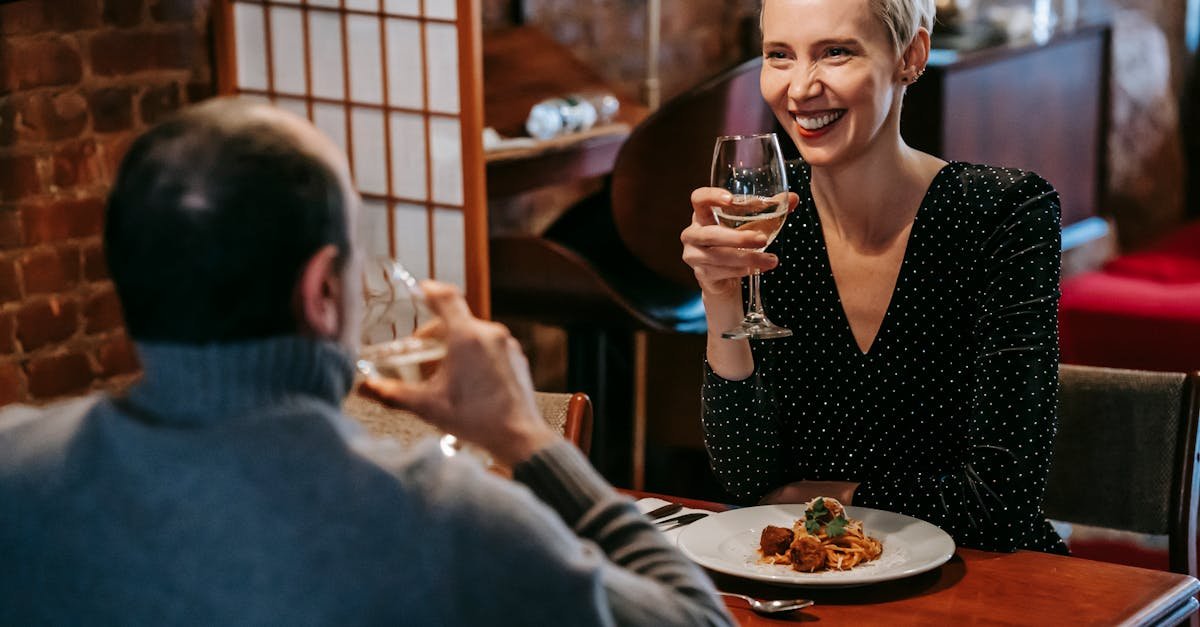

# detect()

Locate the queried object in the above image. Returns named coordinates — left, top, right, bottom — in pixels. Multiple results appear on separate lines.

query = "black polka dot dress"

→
left=702, top=160, right=1068, bottom=554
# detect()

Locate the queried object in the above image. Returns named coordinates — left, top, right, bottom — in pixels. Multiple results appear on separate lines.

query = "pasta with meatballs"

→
left=757, top=497, right=883, bottom=572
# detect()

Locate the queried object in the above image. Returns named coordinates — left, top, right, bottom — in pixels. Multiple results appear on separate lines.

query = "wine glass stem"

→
left=746, top=269, right=766, bottom=322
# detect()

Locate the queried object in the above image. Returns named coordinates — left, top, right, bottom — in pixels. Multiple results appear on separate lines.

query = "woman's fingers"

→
left=686, top=224, right=768, bottom=248
left=786, top=191, right=800, bottom=212
left=683, top=186, right=790, bottom=292
left=683, top=245, right=777, bottom=271
left=695, top=265, right=760, bottom=284
left=690, top=187, right=733, bottom=227
left=682, top=222, right=767, bottom=250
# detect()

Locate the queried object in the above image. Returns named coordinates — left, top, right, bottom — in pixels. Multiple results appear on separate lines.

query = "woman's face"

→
left=760, top=0, right=905, bottom=167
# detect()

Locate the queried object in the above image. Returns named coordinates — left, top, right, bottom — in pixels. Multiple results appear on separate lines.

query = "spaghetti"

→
left=757, top=497, right=883, bottom=572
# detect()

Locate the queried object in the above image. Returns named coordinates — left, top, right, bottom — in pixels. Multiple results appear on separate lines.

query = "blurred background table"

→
left=483, top=26, right=648, bottom=200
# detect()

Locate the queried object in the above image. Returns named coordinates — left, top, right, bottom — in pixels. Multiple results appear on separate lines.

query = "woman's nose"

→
left=787, top=69, right=822, bottom=101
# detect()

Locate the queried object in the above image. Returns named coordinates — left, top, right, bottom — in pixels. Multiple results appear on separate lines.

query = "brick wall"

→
left=0, top=0, right=212, bottom=404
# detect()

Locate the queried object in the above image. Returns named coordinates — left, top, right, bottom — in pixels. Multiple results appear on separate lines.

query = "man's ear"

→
left=294, top=244, right=342, bottom=338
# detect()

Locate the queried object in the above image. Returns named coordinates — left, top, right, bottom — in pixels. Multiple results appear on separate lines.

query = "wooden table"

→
left=626, top=491, right=1200, bottom=626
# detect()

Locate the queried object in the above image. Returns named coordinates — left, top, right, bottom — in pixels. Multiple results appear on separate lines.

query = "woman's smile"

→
left=793, top=109, right=846, bottom=137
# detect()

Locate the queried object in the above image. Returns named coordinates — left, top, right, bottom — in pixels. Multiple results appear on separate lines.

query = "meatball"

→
left=759, top=525, right=794, bottom=556
left=788, top=534, right=826, bottom=572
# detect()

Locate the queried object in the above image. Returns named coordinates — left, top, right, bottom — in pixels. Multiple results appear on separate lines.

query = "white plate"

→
left=677, top=504, right=955, bottom=587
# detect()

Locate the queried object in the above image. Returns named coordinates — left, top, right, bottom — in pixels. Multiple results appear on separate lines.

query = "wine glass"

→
left=356, top=257, right=463, bottom=456
left=710, top=133, right=792, bottom=340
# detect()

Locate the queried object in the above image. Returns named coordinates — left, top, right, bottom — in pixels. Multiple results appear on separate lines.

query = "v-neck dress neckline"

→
left=802, top=162, right=957, bottom=357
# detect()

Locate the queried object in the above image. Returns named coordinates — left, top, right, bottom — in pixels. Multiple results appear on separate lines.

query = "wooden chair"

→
left=490, top=57, right=779, bottom=486
left=533, top=391, right=593, bottom=455
left=1043, top=364, right=1200, bottom=576
left=343, top=390, right=594, bottom=454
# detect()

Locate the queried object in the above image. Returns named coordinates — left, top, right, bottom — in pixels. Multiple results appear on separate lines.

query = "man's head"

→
left=105, top=98, right=361, bottom=347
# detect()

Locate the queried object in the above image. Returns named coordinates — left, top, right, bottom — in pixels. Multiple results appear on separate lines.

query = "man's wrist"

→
left=491, top=419, right=559, bottom=467
left=511, top=437, right=613, bottom=526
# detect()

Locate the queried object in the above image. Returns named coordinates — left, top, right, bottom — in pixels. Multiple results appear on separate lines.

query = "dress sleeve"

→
left=853, top=173, right=1062, bottom=552
left=701, top=355, right=785, bottom=503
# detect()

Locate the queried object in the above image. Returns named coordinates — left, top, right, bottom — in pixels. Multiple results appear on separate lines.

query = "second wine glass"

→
left=710, top=133, right=792, bottom=340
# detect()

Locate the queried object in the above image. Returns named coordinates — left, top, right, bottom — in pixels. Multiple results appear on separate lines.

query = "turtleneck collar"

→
left=123, top=336, right=356, bottom=425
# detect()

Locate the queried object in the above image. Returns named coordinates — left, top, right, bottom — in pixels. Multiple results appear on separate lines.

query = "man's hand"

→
left=357, top=282, right=558, bottom=467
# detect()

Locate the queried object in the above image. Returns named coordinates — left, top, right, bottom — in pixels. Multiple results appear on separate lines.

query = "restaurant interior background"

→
left=0, top=0, right=1197, bottom=504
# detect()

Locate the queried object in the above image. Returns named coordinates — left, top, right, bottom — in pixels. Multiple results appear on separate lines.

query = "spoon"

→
left=719, top=592, right=814, bottom=614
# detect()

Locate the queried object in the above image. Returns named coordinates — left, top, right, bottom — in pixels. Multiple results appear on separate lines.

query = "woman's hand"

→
left=679, top=187, right=798, bottom=297
left=759, top=480, right=860, bottom=506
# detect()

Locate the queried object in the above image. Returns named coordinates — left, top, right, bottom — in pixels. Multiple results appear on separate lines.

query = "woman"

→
left=681, top=0, right=1066, bottom=553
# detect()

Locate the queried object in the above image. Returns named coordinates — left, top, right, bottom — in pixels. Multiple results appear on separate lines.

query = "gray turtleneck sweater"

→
left=0, top=337, right=731, bottom=626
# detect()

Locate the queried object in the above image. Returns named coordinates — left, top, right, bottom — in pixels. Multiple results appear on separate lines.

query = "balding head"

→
left=105, top=98, right=357, bottom=344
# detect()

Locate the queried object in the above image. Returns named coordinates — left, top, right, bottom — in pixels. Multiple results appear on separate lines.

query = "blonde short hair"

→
left=872, top=0, right=936, bottom=54
left=761, top=0, right=935, bottom=55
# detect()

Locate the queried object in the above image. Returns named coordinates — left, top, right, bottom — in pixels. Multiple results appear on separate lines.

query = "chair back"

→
left=343, top=391, right=593, bottom=454
left=610, top=57, right=780, bottom=287
left=1184, top=48, right=1200, bottom=219
left=1044, top=364, right=1200, bottom=575
left=533, top=392, right=593, bottom=455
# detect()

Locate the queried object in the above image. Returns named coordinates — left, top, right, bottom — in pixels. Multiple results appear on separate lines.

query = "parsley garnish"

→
left=803, top=498, right=849, bottom=537
left=826, top=514, right=849, bottom=538
left=804, top=498, right=829, bottom=535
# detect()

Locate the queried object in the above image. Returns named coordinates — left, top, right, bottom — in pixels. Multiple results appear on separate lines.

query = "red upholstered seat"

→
left=1059, top=221, right=1200, bottom=372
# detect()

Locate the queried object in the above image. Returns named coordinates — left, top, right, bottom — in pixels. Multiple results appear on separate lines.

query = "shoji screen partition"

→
left=213, top=0, right=489, bottom=315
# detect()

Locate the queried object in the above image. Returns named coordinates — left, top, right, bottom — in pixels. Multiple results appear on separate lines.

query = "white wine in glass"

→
left=711, top=133, right=792, bottom=340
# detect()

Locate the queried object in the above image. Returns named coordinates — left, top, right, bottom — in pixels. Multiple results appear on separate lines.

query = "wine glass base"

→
left=721, top=319, right=793, bottom=340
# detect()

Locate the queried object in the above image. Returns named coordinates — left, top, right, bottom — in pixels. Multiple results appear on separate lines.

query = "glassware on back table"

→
left=710, top=133, right=792, bottom=340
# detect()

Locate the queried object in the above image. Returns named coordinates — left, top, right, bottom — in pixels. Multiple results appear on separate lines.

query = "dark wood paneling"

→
left=902, top=26, right=1110, bottom=227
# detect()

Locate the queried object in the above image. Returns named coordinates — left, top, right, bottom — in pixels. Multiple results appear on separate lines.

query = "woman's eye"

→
left=826, top=47, right=852, bottom=58
left=765, top=50, right=788, bottom=60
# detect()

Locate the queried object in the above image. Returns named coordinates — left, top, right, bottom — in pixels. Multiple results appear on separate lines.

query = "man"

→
left=0, top=99, right=732, bottom=626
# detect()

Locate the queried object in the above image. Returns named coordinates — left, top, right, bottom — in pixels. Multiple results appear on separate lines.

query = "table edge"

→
left=1122, top=577, right=1200, bottom=627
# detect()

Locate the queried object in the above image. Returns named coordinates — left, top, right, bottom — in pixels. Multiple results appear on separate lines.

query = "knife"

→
left=655, top=512, right=709, bottom=530
left=644, top=502, right=684, bottom=520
